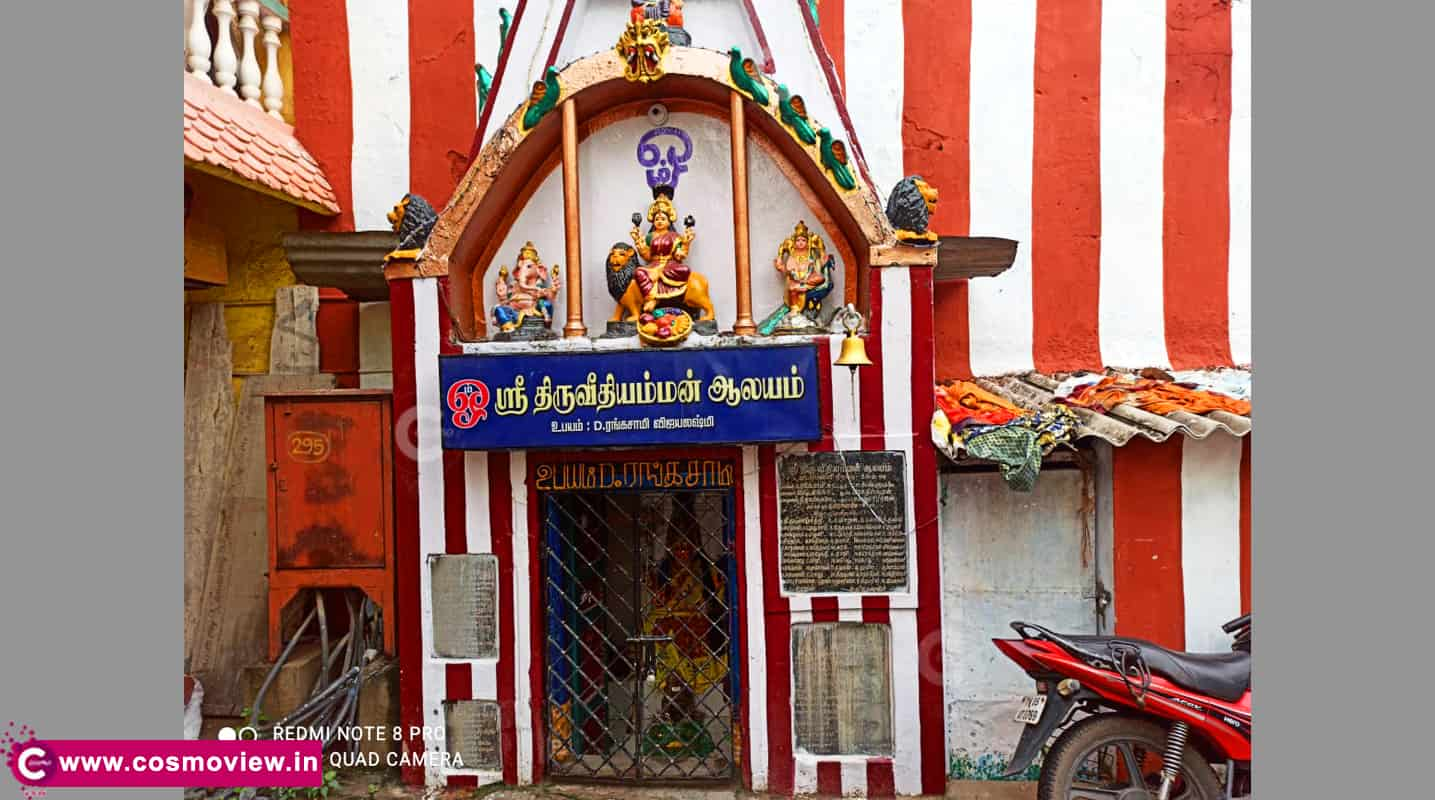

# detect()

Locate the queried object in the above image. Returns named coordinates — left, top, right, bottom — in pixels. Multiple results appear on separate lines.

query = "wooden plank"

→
left=184, top=304, right=236, bottom=663
left=269, top=286, right=320, bottom=375
left=190, top=372, right=335, bottom=714
left=192, top=288, right=331, bottom=714
left=935, top=236, right=1019, bottom=281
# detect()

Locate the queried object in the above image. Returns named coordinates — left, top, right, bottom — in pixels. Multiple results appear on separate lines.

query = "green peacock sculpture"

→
left=817, top=127, right=857, bottom=191
left=777, top=85, right=817, bottom=146
left=521, top=66, right=561, bottom=131
left=728, top=46, right=770, bottom=106
left=476, top=64, right=493, bottom=115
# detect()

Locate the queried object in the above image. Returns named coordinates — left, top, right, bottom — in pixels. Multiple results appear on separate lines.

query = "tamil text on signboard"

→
left=439, top=344, right=822, bottom=450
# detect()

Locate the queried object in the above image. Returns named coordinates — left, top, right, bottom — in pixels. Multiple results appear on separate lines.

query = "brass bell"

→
left=834, top=305, right=873, bottom=369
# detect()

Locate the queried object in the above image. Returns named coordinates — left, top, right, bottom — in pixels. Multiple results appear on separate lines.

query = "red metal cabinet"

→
left=265, top=390, right=395, bottom=658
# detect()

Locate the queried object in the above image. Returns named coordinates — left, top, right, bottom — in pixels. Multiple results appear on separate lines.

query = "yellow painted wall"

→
left=184, top=170, right=300, bottom=392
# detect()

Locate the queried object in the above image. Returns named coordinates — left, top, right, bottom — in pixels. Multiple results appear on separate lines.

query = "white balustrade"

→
left=183, top=0, right=289, bottom=120
left=210, top=1, right=238, bottom=92
left=236, top=1, right=263, bottom=107
left=260, top=10, right=286, bottom=119
left=185, top=0, right=212, bottom=79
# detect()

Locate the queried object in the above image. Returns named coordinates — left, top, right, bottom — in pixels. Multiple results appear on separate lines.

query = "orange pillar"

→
left=730, top=91, right=756, bottom=335
left=561, top=98, right=586, bottom=338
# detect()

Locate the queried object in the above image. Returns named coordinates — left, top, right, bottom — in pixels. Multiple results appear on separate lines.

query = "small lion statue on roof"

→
left=385, top=193, right=438, bottom=262
left=885, top=176, right=939, bottom=246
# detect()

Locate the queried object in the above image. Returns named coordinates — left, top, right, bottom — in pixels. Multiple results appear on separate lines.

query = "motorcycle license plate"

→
left=1014, top=695, right=1047, bottom=725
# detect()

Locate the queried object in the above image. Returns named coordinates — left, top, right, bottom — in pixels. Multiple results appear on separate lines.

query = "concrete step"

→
left=233, top=645, right=399, bottom=760
left=240, top=641, right=326, bottom=723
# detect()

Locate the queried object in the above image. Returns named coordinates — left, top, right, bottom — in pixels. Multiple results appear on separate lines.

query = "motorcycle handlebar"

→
left=1221, top=613, right=1251, bottom=633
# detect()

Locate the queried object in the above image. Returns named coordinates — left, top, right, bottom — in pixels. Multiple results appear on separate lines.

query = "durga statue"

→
left=606, top=185, right=717, bottom=333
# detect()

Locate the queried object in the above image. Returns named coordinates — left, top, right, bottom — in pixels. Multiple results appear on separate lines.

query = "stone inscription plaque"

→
left=430, top=555, right=499, bottom=658
left=778, top=451, right=908, bottom=593
left=792, top=623, right=894, bottom=755
left=444, top=700, right=501, bottom=770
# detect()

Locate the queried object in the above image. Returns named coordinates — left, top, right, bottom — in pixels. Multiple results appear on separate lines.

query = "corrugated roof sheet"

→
left=935, top=368, right=1251, bottom=457
left=183, top=74, right=340, bottom=215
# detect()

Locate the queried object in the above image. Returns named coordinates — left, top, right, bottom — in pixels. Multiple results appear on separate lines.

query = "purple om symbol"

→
left=637, top=126, right=694, bottom=190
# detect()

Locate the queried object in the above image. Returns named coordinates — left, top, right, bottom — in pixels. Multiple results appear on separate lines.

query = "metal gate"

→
left=540, top=486, right=738, bottom=782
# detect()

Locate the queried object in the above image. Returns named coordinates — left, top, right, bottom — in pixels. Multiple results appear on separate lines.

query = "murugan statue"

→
left=491, top=241, right=561, bottom=339
left=607, top=185, right=717, bottom=334
left=757, top=220, right=836, bottom=335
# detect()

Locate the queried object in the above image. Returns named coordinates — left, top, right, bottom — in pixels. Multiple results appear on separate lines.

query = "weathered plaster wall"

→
left=939, top=468, right=1100, bottom=779
left=185, top=171, right=300, bottom=386
left=478, top=110, right=847, bottom=334
left=345, top=0, right=411, bottom=230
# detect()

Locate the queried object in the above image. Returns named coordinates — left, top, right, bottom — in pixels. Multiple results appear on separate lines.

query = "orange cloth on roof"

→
left=935, top=382, right=1026, bottom=426
left=1066, top=376, right=1251, bottom=417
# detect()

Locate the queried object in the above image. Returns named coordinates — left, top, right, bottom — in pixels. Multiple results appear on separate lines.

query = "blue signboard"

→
left=438, top=344, right=822, bottom=450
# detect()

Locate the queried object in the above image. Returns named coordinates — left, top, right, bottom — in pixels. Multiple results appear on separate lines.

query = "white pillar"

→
left=236, top=1, right=262, bottom=107
left=260, top=10, right=285, bottom=119
left=211, top=0, right=238, bottom=94
left=185, top=0, right=213, bottom=81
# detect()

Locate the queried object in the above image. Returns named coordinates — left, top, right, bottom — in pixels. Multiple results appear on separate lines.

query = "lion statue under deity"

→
left=604, top=186, right=717, bottom=333
left=885, top=176, right=939, bottom=246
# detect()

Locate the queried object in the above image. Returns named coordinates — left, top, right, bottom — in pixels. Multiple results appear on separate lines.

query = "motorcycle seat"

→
left=1066, top=635, right=1251, bottom=703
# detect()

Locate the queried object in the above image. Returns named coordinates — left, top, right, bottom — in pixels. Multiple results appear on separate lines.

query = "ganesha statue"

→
left=757, top=220, right=836, bottom=335
left=491, top=242, right=561, bottom=341
left=604, top=185, right=717, bottom=338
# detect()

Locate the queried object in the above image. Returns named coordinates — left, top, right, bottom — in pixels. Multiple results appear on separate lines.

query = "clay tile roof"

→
left=933, top=367, right=1252, bottom=462
left=182, top=74, right=340, bottom=215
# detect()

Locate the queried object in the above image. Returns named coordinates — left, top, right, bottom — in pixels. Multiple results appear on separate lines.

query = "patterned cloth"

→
left=1060, top=374, right=1251, bottom=416
left=935, top=382, right=1025, bottom=427
left=956, top=405, right=1080, bottom=492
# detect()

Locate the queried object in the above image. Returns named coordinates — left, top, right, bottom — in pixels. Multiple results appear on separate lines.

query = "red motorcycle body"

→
left=994, top=636, right=1251, bottom=762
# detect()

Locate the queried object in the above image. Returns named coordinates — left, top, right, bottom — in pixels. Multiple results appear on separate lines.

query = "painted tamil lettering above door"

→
left=438, top=344, right=822, bottom=450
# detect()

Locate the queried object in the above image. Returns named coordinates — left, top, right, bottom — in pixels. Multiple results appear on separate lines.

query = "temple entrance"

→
left=540, top=485, right=738, bottom=783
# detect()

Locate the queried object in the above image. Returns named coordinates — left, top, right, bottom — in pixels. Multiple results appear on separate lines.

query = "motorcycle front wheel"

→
left=1037, top=715, right=1225, bottom=800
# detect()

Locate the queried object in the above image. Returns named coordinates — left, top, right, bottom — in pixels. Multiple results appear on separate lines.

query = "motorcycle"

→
left=993, top=614, right=1251, bottom=799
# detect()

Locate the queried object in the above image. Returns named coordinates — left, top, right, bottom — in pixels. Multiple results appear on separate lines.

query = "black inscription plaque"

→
left=778, top=451, right=908, bottom=593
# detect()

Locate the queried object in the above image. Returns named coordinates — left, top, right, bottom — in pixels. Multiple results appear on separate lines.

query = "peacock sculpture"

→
left=728, top=46, right=770, bottom=106
left=817, top=127, right=857, bottom=191
left=498, top=8, right=512, bottom=57
left=777, top=85, right=816, bottom=146
left=476, top=64, right=493, bottom=115
left=521, top=66, right=561, bottom=131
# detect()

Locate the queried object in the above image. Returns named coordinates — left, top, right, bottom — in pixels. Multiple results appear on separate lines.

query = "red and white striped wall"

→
left=1111, top=434, right=1252, bottom=654
left=822, top=0, right=1252, bottom=377
left=290, top=0, right=488, bottom=233
left=293, top=0, right=1251, bottom=376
